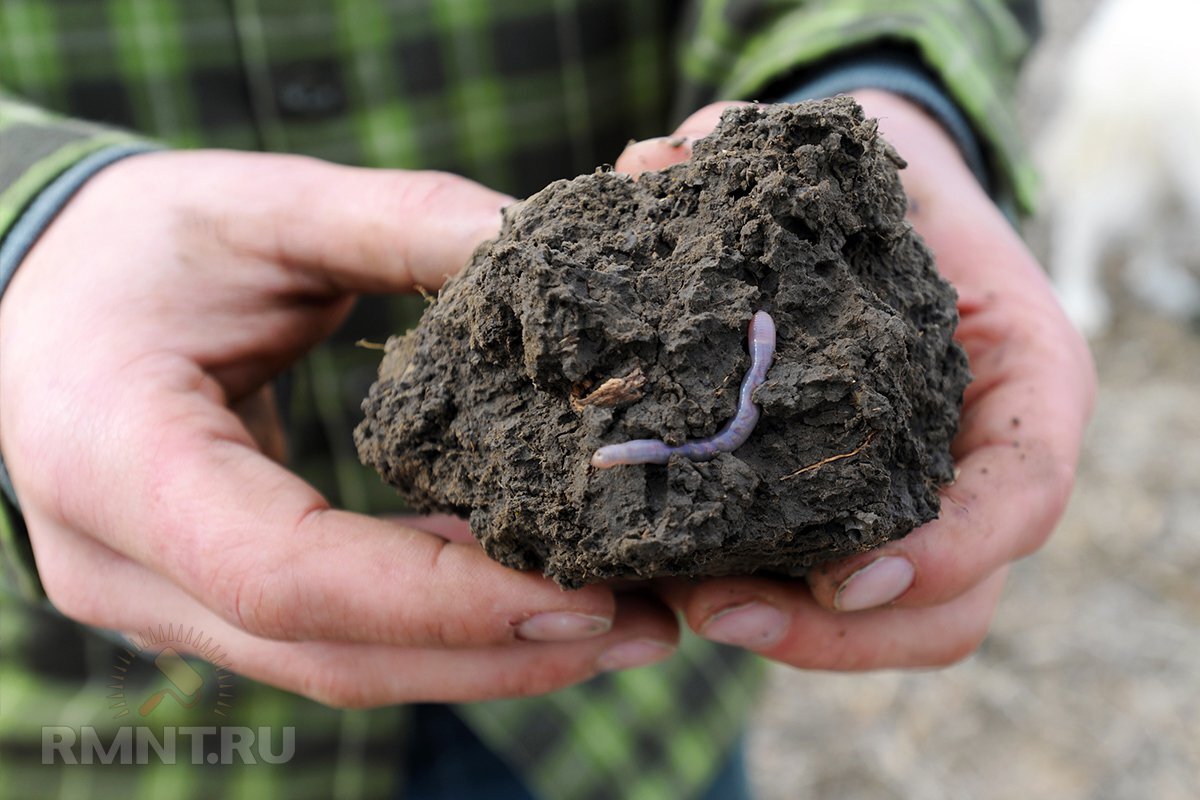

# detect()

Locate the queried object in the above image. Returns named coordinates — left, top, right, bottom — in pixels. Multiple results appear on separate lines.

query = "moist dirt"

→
left=356, top=98, right=969, bottom=588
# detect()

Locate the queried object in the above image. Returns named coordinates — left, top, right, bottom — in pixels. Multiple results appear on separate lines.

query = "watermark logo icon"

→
left=42, top=624, right=294, bottom=765
left=108, top=624, right=233, bottom=720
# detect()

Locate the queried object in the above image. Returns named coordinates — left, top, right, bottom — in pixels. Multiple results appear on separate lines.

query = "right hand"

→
left=619, top=98, right=1094, bottom=670
left=0, top=151, right=678, bottom=706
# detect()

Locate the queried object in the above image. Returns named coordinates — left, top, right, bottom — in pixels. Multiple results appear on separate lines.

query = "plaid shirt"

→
left=0, top=2, right=1036, bottom=798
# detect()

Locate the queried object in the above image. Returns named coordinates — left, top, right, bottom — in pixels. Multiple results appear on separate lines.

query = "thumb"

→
left=177, top=151, right=513, bottom=294
left=614, top=101, right=749, bottom=177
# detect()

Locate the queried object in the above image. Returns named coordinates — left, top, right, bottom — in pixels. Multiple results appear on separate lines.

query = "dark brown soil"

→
left=355, top=98, right=969, bottom=588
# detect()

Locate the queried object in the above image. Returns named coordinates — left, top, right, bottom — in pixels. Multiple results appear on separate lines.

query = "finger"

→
left=660, top=567, right=1008, bottom=671
left=35, top=360, right=627, bottom=649
left=262, top=592, right=679, bottom=705
left=29, top=517, right=679, bottom=704
left=804, top=442, right=1069, bottom=612
left=804, top=296, right=1092, bottom=611
left=114, top=151, right=513, bottom=296
left=614, top=102, right=749, bottom=177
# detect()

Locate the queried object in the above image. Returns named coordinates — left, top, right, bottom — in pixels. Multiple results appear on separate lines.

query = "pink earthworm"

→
left=591, top=310, right=776, bottom=468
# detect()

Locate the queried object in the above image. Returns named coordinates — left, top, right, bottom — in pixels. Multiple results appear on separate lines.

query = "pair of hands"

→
left=0, top=91, right=1094, bottom=706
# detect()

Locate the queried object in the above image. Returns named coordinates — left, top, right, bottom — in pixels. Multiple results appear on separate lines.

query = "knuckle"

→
left=384, top=170, right=474, bottom=272
left=395, top=170, right=470, bottom=213
left=229, top=562, right=300, bottom=640
left=421, top=612, right=475, bottom=649
left=387, top=600, right=464, bottom=648
left=404, top=543, right=501, bottom=648
left=200, top=545, right=301, bottom=640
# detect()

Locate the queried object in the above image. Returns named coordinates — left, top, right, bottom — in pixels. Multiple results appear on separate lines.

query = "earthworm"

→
left=591, top=310, right=776, bottom=468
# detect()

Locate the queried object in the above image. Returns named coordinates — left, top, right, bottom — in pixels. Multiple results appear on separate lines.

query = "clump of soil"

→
left=355, top=98, right=970, bottom=588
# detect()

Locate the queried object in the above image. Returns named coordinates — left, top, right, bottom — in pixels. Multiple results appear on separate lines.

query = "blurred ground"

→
left=746, top=2, right=1200, bottom=797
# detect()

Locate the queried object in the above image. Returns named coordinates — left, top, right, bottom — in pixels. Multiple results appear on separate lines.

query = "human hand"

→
left=0, top=151, right=678, bottom=705
left=617, top=93, right=1095, bottom=669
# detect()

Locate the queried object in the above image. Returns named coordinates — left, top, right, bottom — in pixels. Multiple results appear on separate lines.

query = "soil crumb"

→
left=356, top=98, right=969, bottom=588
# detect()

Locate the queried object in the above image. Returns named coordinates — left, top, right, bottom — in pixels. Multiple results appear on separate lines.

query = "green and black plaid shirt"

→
left=0, top=2, right=1035, bottom=798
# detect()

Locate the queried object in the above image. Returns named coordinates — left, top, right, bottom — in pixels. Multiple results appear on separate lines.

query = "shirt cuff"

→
left=0, top=142, right=160, bottom=509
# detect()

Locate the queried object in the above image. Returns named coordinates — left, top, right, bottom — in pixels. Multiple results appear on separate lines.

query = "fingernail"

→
left=834, top=556, right=915, bottom=611
left=596, top=639, right=675, bottom=672
left=637, top=135, right=689, bottom=148
left=517, top=612, right=611, bottom=642
left=699, top=602, right=788, bottom=650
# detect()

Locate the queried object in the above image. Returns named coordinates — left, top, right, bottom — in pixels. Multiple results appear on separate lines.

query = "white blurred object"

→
left=1038, top=0, right=1200, bottom=337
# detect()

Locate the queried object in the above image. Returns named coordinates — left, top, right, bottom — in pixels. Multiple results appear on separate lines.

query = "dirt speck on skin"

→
left=355, top=98, right=970, bottom=588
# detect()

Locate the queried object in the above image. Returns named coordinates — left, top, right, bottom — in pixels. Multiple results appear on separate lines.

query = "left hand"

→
left=617, top=92, right=1095, bottom=670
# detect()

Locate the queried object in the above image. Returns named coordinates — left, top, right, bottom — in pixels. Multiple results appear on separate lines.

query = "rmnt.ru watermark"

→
left=42, top=725, right=295, bottom=765
left=41, top=624, right=295, bottom=766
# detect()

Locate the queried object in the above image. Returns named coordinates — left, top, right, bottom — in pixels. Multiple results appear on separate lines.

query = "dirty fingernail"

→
left=596, top=639, right=675, bottom=672
left=699, top=602, right=788, bottom=650
left=517, top=612, right=611, bottom=642
left=834, top=556, right=915, bottom=611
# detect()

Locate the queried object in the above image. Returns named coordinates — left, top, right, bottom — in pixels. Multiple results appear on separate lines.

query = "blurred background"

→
left=747, top=1, right=1200, bottom=797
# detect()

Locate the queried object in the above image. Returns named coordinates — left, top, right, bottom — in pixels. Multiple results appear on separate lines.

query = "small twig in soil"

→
left=355, top=339, right=387, bottom=351
left=781, top=431, right=876, bottom=481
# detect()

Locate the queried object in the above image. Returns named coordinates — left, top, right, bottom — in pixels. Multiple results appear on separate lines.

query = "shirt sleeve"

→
left=674, top=0, right=1040, bottom=215
left=0, top=91, right=159, bottom=599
